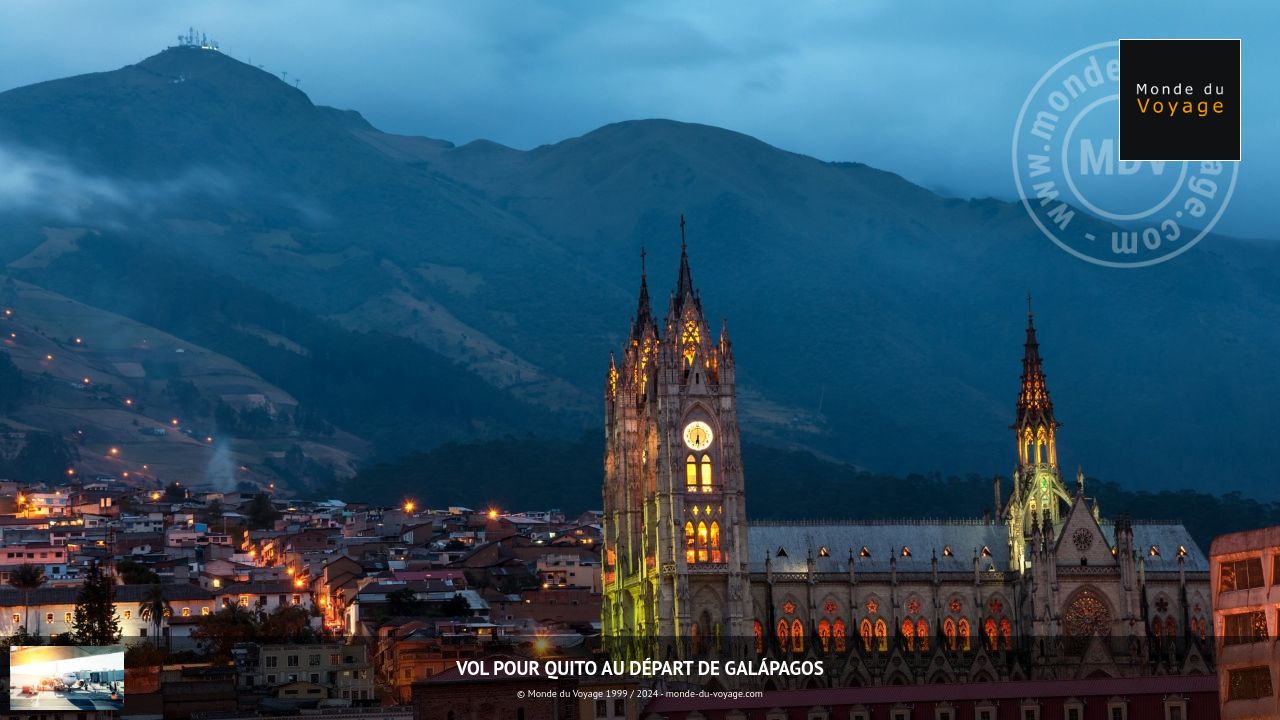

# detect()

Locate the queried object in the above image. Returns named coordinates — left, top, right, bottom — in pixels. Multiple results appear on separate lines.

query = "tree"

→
left=70, top=561, right=120, bottom=645
left=8, top=563, right=46, bottom=636
left=246, top=493, right=280, bottom=530
left=115, top=559, right=160, bottom=585
left=163, top=481, right=185, bottom=503
left=259, top=604, right=316, bottom=644
left=205, top=498, right=224, bottom=522
left=138, top=583, right=172, bottom=648
left=191, top=603, right=257, bottom=664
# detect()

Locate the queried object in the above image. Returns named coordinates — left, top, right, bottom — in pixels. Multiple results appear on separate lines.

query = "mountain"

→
left=2, top=46, right=1279, bottom=497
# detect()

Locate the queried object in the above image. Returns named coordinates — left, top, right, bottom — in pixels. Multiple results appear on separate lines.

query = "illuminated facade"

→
left=602, top=226, right=1212, bottom=685
left=602, top=220, right=752, bottom=657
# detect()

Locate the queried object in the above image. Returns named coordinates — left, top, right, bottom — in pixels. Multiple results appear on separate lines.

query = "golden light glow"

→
left=404, top=500, right=416, bottom=513
left=124, top=398, right=133, bottom=406
left=82, top=377, right=90, bottom=384
left=293, top=577, right=305, bottom=589
left=109, top=447, right=120, bottom=456
left=286, top=567, right=295, bottom=576
left=487, top=508, right=499, bottom=520
left=171, top=418, right=180, bottom=426
left=532, top=635, right=550, bottom=655
left=150, top=491, right=161, bottom=501
left=212, top=578, right=221, bottom=588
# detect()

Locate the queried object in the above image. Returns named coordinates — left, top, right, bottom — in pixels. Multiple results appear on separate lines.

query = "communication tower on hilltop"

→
left=175, top=27, right=220, bottom=51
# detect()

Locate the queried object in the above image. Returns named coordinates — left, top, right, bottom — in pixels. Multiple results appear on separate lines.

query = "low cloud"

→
left=0, top=143, right=235, bottom=222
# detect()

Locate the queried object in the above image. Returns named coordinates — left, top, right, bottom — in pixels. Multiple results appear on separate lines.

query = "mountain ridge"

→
left=1, top=46, right=1278, bottom=498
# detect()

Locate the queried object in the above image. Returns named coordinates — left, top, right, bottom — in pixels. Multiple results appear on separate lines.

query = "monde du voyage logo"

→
left=1013, top=40, right=1240, bottom=268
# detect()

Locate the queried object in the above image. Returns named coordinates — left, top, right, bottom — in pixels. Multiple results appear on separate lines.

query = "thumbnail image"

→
left=8, top=645, right=125, bottom=712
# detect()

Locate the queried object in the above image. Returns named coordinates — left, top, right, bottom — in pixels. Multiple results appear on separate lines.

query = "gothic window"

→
left=782, top=600, right=796, bottom=615
left=791, top=618, right=804, bottom=652
left=686, top=455, right=697, bottom=492
left=684, top=522, right=695, bottom=564
left=902, top=619, right=916, bottom=651
left=696, top=522, right=709, bottom=562
left=818, top=620, right=831, bottom=652
left=1064, top=589, right=1111, bottom=638
left=777, top=619, right=790, bottom=646
left=1164, top=617, right=1177, bottom=639
left=943, top=618, right=957, bottom=651
left=754, top=620, right=763, bottom=654
left=1000, top=618, right=1013, bottom=650
left=824, top=599, right=838, bottom=615
left=949, top=598, right=963, bottom=613
left=682, top=320, right=700, bottom=366
left=690, top=622, right=701, bottom=655
left=709, top=522, right=722, bottom=563
left=701, top=454, right=713, bottom=492
left=958, top=618, right=971, bottom=652
left=833, top=619, right=846, bottom=652
left=917, top=619, right=930, bottom=652
left=859, top=619, right=873, bottom=653
left=906, top=598, right=921, bottom=615
left=984, top=618, right=998, bottom=650
left=874, top=618, right=888, bottom=652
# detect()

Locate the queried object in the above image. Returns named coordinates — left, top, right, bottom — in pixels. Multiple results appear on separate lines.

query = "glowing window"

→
left=902, top=619, right=916, bottom=651
left=701, top=455, right=713, bottom=491
left=874, top=618, right=888, bottom=652
left=818, top=619, right=831, bottom=652
left=859, top=619, right=873, bottom=652
left=182, top=607, right=191, bottom=617
left=685, top=455, right=697, bottom=491
left=944, top=617, right=957, bottom=651
left=754, top=620, right=763, bottom=654
left=1000, top=617, right=1013, bottom=649
left=791, top=618, right=804, bottom=652
left=684, top=522, right=696, bottom=564
left=696, top=522, right=709, bottom=562
left=777, top=619, right=789, bottom=645
left=859, top=546, right=871, bottom=558
left=917, top=618, right=930, bottom=652
left=709, top=522, right=722, bottom=563
left=984, top=618, right=998, bottom=650
left=958, top=618, right=971, bottom=651
left=833, top=618, right=846, bottom=652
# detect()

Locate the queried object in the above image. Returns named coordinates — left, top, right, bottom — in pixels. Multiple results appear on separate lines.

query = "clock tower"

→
left=603, top=218, right=753, bottom=660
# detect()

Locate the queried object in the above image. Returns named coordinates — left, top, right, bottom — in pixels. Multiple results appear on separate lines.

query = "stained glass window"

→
left=791, top=619, right=804, bottom=652
left=700, top=455, right=713, bottom=492
left=777, top=619, right=789, bottom=645
left=1000, top=617, right=1013, bottom=650
left=709, top=522, right=721, bottom=563
left=859, top=618, right=873, bottom=652
left=684, top=522, right=695, bottom=564
left=958, top=618, right=971, bottom=651
left=944, top=618, right=957, bottom=651
left=833, top=619, right=846, bottom=652
left=818, top=620, right=831, bottom=652
left=1064, top=589, right=1111, bottom=638
left=874, top=618, right=888, bottom=652
left=754, top=620, right=763, bottom=654
left=917, top=619, right=929, bottom=652
left=824, top=599, right=838, bottom=615
left=696, top=522, right=709, bottom=562
left=984, top=618, right=998, bottom=650
left=902, top=619, right=916, bottom=651
left=685, top=455, right=697, bottom=491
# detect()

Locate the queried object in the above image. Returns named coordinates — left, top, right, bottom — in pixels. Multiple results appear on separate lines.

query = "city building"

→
left=1210, top=526, right=1280, bottom=718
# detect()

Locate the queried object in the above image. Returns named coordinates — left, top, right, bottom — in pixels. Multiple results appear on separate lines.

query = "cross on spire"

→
left=680, top=214, right=687, bottom=251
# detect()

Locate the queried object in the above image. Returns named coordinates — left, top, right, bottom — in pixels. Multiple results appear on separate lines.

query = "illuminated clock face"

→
left=683, top=421, right=713, bottom=451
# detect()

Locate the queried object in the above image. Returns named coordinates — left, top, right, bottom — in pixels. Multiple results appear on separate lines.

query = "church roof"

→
left=1100, top=521, right=1209, bottom=572
left=748, top=520, right=1010, bottom=574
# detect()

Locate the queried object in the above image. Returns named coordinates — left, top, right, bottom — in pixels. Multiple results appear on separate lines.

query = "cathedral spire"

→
left=1015, top=295, right=1058, bottom=431
left=631, top=247, right=655, bottom=339
left=669, top=214, right=701, bottom=320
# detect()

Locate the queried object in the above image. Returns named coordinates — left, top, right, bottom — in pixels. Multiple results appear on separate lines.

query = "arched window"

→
left=917, top=618, right=930, bottom=652
left=833, top=619, right=846, bottom=652
left=696, top=522, right=708, bottom=562
left=818, top=620, right=831, bottom=652
left=791, top=618, right=804, bottom=652
left=709, top=522, right=722, bottom=563
left=754, top=620, right=763, bottom=654
left=700, top=455, right=713, bottom=492
left=984, top=618, right=998, bottom=650
left=902, top=619, right=916, bottom=651
left=1153, top=618, right=1164, bottom=640
left=874, top=618, right=888, bottom=652
left=686, top=455, right=697, bottom=491
left=943, top=618, right=957, bottom=651
left=777, top=619, right=789, bottom=646
left=690, top=621, right=700, bottom=655
left=999, top=618, right=1013, bottom=650
left=684, top=522, right=696, bottom=564
left=859, top=619, right=872, bottom=652
left=1164, top=617, right=1177, bottom=639
left=958, top=618, right=971, bottom=652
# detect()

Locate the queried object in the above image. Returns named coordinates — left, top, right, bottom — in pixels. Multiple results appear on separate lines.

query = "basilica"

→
left=601, top=224, right=1212, bottom=685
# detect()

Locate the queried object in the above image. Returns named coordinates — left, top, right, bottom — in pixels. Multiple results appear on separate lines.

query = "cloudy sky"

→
left=0, top=1, right=1272, bottom=238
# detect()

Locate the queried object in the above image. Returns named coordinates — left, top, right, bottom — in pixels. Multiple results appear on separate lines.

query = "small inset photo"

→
left=8, top=645, right=125, bottom=712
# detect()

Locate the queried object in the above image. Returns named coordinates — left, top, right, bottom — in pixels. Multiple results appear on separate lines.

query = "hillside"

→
left=2, top=46, right=1279, bottom=497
